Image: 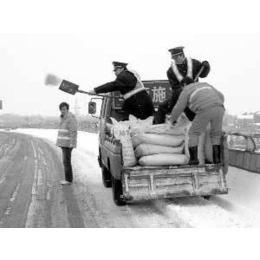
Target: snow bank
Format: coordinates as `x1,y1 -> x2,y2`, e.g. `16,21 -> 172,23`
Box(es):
12,128 -> 99,157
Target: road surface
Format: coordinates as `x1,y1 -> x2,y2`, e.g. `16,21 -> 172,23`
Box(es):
0,130 -> 259,228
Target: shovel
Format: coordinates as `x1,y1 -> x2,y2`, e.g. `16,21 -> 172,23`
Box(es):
44,74 -> 117,98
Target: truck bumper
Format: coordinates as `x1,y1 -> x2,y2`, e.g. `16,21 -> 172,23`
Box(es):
122,165 -> 228,202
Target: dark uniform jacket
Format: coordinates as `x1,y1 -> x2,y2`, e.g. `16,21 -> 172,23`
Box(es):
167,58 -> 211,91
94,70 -> 154,120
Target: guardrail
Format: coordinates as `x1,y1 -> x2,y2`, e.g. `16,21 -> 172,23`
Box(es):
226,131 -> 260,174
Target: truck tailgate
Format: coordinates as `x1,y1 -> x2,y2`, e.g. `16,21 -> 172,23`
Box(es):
122,165 -> 228,201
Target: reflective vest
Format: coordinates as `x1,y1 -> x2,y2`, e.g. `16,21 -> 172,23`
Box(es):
171,57 -> 193,82
122,70 -> 146,100
56,112 -> 78,148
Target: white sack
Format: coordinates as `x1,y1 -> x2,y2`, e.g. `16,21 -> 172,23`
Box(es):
144,123 -> 187,136
132,134 -> 185,148
135,143 -> 184,158
129,115 -> 154,135
110,117 -> 136,167
139,154 -> 189,166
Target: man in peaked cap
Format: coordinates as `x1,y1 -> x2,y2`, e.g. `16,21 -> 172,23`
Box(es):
154,46 -> 211,124
89,62 -> 154,120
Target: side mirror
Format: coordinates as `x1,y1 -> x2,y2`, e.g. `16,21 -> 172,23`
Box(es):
88,101 -> 97,114
0,100 -> 2,109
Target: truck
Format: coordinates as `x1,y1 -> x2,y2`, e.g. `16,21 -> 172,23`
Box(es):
88,80 -> 229,206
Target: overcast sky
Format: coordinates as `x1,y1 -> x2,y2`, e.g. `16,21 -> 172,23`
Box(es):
0,1 -> 259,116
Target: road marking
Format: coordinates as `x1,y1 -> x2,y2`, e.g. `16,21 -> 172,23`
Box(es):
26,171 -> 38,227
10,183 -> 21,202
31,162 -> 38,196
38,147 -> 44,156
31,141 -> 37,159
2,183 -> 21,217
0,176 -> 6,185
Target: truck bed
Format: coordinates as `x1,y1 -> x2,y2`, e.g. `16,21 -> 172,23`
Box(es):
122,164 -> 228,201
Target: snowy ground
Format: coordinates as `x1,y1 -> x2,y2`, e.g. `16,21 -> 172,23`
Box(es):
9,128 -> 260,228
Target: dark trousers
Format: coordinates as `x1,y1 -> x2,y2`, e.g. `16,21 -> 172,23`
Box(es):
61,147 -> 73,182
123,90 -> 155,120
154,90 -> 196,124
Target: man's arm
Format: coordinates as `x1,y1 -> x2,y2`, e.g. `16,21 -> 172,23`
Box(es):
94,77 -> 126,94
94,72 -> 137,94
170,90 -> 189,124
68,117 -> 78,148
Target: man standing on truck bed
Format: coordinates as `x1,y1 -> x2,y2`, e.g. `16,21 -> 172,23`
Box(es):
154,46 -> 211,124
89,61 -> 154,120
170,77 -> 225,165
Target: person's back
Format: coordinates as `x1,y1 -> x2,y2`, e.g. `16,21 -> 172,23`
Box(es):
182,82 -> 224,113
170,78 -> 225,166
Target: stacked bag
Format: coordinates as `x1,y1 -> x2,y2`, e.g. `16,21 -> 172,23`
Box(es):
110,118 -> 137,167
130,115 -> 190,166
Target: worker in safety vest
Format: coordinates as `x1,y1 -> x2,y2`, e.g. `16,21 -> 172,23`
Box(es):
89,61 -> 154,120
170,77 -> 225,165
154,46 -> 211,124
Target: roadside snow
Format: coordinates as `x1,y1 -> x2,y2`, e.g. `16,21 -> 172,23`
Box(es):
11,128 -> 260,227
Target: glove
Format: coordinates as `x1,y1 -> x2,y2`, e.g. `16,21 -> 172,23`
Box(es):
88,90 -> 96,95
202,60 -> 210,68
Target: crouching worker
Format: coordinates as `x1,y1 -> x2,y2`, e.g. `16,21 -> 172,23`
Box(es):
170,77 -> 225,165
56,102 -> 78,185
89,61 -> 154,120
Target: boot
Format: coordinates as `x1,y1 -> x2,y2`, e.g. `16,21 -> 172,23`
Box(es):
188,146 -> 199,165
212,145 -> 221,164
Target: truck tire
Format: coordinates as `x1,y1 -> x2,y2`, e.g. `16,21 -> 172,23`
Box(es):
202,195 -> 211,200
102,166 -> 112,188
111,176 -> 126,206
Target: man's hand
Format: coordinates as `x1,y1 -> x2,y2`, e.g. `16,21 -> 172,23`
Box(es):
88,90 -> 96,95
69,144 -> 74,148
202,60 -> 210,68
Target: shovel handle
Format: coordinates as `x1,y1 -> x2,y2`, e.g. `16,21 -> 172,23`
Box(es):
77,89 -> 118,99
194,65 -> 205,82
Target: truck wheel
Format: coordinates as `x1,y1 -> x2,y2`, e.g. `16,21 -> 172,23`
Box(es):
102,166 -> 112,188
202,195 -> 211,200
111,176 -> 126,206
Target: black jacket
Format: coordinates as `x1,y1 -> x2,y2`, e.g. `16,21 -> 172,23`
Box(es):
167,58 -> 210,90
94,70 -> 154,120
94,70 -> 137,95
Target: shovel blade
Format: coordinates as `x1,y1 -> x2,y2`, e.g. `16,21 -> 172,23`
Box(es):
59,80 -> 79,95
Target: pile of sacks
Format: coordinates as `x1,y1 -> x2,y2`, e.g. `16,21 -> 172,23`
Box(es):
110,114 -> 192,167
130,115 -> 190,166
110,115 -> 214,167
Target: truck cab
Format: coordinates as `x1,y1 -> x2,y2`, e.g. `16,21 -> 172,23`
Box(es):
89,80 -> 229,206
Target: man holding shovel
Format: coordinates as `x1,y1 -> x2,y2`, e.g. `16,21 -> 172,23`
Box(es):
89,61 -> 154,120
154,46 -> 211,124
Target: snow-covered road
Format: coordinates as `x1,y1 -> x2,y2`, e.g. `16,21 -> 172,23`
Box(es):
11,129 -> 260,228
